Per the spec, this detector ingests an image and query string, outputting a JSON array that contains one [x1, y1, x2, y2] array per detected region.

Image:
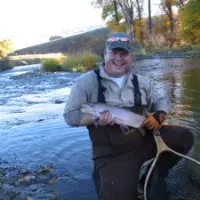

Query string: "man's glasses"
[[107, 37, 131, 44]]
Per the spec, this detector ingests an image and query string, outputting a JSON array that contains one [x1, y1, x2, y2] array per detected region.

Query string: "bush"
[[72, 65, 85, 72], [192, 44, 200, 52], [0, 57, 13, 71], [62, 51, 101, 72], [42, 58, 62, 72]]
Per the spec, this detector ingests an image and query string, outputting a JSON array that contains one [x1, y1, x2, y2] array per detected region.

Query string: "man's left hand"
[[142, 111, 166, 133]]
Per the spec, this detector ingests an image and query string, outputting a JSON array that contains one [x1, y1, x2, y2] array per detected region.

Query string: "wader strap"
[[132, 74, 142, 106], [94, 69, 106, 103]]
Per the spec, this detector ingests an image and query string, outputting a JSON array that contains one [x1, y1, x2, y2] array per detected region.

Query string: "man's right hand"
[[80, 111, 114, 126], [96, 111, 114, 126]]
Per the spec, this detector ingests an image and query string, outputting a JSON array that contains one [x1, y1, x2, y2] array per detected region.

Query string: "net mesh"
[[138, 150, 200, 200]]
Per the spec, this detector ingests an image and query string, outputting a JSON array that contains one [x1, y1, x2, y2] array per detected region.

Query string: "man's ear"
[[104, 49, 108, 60]]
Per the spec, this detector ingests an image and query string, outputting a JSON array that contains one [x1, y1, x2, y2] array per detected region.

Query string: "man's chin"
[[113, 65, 124, 70]]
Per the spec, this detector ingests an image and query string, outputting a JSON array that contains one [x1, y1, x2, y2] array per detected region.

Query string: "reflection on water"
[[0, 58, 200, 199], [135, 58, 200, 159], [182, 67, 200, 159]]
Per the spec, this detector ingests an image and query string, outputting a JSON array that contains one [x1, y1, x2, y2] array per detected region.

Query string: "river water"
[[0, 57, 200, 199]]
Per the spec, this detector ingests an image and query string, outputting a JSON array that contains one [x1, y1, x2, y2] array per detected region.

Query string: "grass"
[[42, 58, 62, 72], [61, 51, 101, 72]]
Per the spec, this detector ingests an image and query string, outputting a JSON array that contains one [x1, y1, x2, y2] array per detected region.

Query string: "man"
[[63, 32, 194, 200]]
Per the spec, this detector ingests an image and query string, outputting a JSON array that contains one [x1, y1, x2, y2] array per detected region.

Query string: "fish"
[[80, 103, 146, 135]]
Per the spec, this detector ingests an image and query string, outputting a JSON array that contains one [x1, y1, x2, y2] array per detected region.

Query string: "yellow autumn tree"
[[0, 40, 13, 57]]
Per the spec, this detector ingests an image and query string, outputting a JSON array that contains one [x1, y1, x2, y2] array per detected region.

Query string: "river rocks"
[[54, 100, 64, 104]]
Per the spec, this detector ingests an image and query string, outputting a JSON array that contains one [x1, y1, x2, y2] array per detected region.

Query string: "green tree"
[[175, 0, 188, 10], [92, 0, 146, 42], [179, 0, 200, 44], [97, 0, 135, 39], [0, 40, 13, 57]]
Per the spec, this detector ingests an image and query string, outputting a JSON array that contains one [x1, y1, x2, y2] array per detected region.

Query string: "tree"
[[179, 0, 200, 44], [175, 0, 188, 10], [148, 0, 152, 40], [92, 0, 135, 39], [117, 0, 135, 39], [135, 0, 144, 44], [113, 0, 120, 24], [49, 36, 63, 42], [0, 40, 13, 57], [160, 0, 176, 33]]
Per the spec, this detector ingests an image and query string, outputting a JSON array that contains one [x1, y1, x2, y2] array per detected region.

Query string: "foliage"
[[72, 65, 86, 72], [134, 18, 146, 43], [107, 20, 127, 32], [179, 0, 200, 44], [192, 43, 200, 52], [93, 0, 135, 39], [0, 57, 13, 71], [8, 53, 65, 68], [146, 44, 200, 54], [42, 58, 62, 72], [49, 36, 63, 42], [0, 40, 13, 57], [62, 51, 101, 72]]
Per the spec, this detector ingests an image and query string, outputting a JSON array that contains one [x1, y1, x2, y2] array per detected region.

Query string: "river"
[[0, 57, 200, 199]]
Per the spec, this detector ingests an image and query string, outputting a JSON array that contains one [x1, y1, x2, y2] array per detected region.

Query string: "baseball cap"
[[106, 32, 134, 53]]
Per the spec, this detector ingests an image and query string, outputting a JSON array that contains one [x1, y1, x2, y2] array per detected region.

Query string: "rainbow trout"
[[81, 103, 145, 135]]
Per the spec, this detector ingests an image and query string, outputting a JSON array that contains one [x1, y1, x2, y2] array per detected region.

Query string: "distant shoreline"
[[134, 52, 200, 60]]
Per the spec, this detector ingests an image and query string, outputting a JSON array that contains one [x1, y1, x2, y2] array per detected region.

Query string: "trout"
[[81, 103, 146, 135]]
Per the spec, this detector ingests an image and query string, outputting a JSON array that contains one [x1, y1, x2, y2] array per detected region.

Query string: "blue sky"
[[0, 0, 162, 50]]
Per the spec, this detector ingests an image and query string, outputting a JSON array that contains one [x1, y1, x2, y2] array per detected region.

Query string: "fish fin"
[[120, 125, 130, 135], [138, 127, 146, 136], [94, 117, 100, 128]]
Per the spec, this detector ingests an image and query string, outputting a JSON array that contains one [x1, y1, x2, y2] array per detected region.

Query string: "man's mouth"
[[113, 62, 124, 67]]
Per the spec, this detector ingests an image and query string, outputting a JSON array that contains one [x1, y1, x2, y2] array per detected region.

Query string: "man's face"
[[104, 48, 132, 77]]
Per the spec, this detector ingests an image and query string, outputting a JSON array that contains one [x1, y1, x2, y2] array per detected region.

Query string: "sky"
[[0, 0, 162, 50]]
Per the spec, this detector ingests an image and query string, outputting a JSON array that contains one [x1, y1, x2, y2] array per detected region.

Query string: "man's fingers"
[[142, 119, 152, 127], [98, 111, 113, 126], [142, 119, 149, 126], [102, 112, 112, 122]]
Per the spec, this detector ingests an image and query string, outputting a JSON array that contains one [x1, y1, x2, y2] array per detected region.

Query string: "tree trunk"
[[113, 0, 119, 25], [117, 0, 134, 40], [148, 0, 152, 41], [128, 1, 134, 40], [168, 5, 174, 33], [136, 0, 144, 45]]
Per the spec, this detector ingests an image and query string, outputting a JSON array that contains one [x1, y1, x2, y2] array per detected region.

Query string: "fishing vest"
[[87, 68, 145, 160]]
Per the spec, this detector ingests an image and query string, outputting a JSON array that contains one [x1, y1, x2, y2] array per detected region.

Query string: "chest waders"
[[88, 69, 147, 200]]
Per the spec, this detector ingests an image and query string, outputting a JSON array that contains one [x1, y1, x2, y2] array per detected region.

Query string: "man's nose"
[[115, 53, 123, 59]]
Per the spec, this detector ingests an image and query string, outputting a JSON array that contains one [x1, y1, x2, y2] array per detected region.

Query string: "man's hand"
[[96, 111, 114, 126], [142, 111, 166, 133]]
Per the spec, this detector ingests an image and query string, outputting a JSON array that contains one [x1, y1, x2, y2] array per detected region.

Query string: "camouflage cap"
[[106, 32, 134, 53]]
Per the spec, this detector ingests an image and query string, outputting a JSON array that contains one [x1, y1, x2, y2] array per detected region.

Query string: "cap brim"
[[108, 43, 131, 53]]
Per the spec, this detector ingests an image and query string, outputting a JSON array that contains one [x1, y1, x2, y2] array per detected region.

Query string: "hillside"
[[12, 27, 110, 56]]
